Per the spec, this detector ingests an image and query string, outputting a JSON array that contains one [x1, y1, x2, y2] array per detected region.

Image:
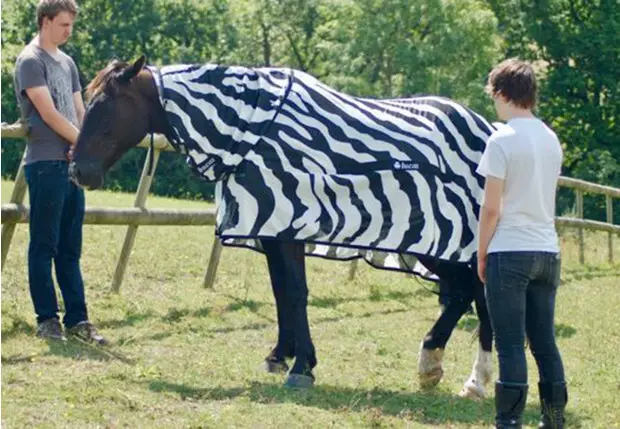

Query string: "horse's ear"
[[118, 55, 147, 83]]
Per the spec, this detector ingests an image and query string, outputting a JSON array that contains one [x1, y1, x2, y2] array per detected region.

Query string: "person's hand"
[[477, 254, 487, 284], [66, 145, 75, 161]]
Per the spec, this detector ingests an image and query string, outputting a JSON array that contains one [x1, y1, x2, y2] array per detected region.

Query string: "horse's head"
[[70, 55, 163, 189]]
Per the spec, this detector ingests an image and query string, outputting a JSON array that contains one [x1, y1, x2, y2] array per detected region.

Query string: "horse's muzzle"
[[69, 160, 104, 190]]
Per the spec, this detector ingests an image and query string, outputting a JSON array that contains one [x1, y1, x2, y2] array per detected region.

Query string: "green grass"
[[2, 180, 620, 428]]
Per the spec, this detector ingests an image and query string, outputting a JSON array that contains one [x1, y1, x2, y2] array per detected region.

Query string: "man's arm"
[[26, 86, 80, 145], [73, 91, 85, 127], [477, 176, 504, 283]]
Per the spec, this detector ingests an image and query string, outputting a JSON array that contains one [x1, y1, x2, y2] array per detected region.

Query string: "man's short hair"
[[486, 58, 537, 110], [37, 0, 79, 29]]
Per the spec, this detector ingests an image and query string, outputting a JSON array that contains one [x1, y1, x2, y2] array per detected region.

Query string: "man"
[[13, 0, 107, 344], [477, 58, 566, 428]]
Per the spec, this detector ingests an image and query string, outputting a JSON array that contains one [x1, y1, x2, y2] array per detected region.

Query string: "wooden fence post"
[[607, 195, 614, 264], [348, 259, 358, 281], [576, 190, 584, 265], [203, 238, 223, 288], [111, 147, 161, 293], [1, 153, 27, 270]]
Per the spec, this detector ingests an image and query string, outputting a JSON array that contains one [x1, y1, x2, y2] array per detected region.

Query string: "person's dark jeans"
[[24, 160, 88, 328], [485, 251, 565, 385]]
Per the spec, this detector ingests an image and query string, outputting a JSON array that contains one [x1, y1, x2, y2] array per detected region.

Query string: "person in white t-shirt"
[[476, 58, 567, 429]]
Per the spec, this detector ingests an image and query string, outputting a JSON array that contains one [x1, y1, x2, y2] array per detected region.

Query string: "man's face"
[[42, 11, 75, 46]]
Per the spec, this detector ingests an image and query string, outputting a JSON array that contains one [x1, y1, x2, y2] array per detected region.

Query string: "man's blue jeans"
[[24, 160, 88, 328], [485, 251, 565, 385]]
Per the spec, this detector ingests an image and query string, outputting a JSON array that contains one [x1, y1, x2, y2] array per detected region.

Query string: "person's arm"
[[73, 91, 85, 126], [477, 176, 504, 283], [25, 86, 80, 145], [475, 136, 508, 283], [70, 59, 85, 126]]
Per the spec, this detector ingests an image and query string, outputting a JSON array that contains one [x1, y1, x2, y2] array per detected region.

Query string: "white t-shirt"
[[476, 117, 563, 254]]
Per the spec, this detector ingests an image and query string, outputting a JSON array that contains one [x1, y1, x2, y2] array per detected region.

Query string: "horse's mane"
[[85, 59, 130, 101]]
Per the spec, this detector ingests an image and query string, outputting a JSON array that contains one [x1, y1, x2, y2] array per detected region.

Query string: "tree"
[[326, 0, 504, 117], [486, 0, 620, 220], [0, 0, 518, 204], [1, 0, 234, 200]]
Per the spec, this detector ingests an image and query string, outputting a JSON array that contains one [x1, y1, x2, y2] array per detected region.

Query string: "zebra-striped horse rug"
[[150, 64, 496, 277]]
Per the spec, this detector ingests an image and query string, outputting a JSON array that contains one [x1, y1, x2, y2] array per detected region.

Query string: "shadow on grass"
[[163, 307, 193, 323], [1, 353, 42, 365], [50, 338, 136, 364], [555, 323, 577, 339], [310, 288, 428, 309], [65, 294, 430, 346], [225, 299, 266, 313], [1, 317, 36, 341], [98, 310, 158, 329], [562, 264, 620, 284], [146, 379, 584, 426], [207, 307, 414, 335], [127, 306, 419, 341], [97, 306, 213, 331], [1, 338, 135, 365], [219, 287, 430, 313], [84, 287, 431, 337]]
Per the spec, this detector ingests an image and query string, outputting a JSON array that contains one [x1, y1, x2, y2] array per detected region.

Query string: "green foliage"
[[1, 0, 221, 200], [338, 0, 502, 115], [486, 0, 620, 221], [528, 1, 619, 164]]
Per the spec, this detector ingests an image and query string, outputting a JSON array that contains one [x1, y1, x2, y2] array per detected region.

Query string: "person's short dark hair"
[[36, 0, 79, 29], [486, 58, 537, 110]]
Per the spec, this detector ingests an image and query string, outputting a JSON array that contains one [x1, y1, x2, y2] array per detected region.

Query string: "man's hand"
[[66, 145, 75, 161]]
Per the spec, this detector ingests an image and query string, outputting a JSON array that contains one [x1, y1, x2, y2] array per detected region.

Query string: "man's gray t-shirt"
[[14, 43, 81, 165]]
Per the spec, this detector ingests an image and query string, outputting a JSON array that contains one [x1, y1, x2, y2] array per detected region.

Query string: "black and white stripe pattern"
[[153, 64, 496, 273]]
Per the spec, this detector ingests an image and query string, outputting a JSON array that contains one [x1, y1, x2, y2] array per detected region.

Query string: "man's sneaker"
[[67, 321, 108, 345], [36, 318, 67, 341]]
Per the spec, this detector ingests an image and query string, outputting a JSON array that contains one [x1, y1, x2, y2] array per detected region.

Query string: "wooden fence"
[[2, 121, 619, 292], [1, 122, 222, 292]]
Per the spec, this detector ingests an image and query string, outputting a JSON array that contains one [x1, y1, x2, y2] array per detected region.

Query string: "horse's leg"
[[438, 278, 451, 314], [459, 276, 494, 399], [416, 256, 474, 388], [418, 283, 472, 388], [261, 239, 296, 373], [282, 241, 317, 388]]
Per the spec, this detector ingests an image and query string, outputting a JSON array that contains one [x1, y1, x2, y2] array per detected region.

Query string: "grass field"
[[2, 179, 619, 428]]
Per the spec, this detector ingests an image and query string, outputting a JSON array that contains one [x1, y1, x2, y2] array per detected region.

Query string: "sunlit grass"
[[2, 180, 619, 428]]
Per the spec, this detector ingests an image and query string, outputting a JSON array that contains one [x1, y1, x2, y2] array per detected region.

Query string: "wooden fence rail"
[[2, 121, 618, 291], [1, 204, 216, 225], [1, 122, 222, 291]]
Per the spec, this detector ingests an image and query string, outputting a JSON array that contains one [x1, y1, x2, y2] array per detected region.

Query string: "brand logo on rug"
[[393, 161, 419, 170]]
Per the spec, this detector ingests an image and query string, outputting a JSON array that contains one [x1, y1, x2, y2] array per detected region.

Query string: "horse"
[[70, 55, 494, 394]]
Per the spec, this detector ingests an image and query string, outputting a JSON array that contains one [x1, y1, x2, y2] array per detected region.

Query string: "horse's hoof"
[[418, 345, 444, 388], [419, 367, 444, 388], [284, 373, 315, 389], [458, 378, 486, 399], [262, 358, 289, 374]]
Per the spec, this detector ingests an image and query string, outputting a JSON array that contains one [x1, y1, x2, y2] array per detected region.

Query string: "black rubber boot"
[[495, 382, 528, 428], [538, 382, 567, 429]]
